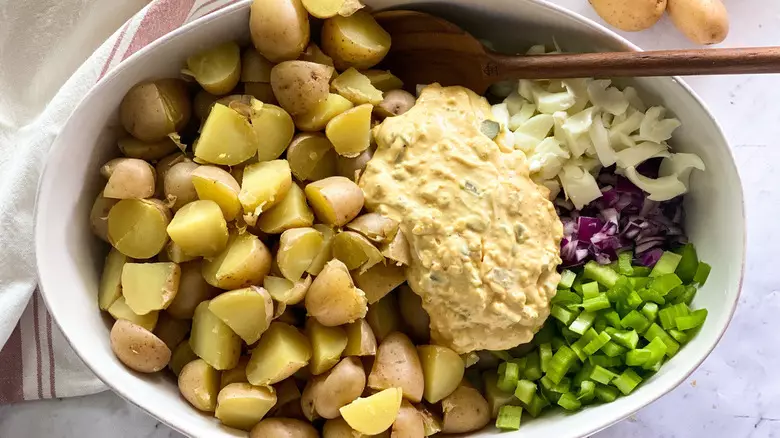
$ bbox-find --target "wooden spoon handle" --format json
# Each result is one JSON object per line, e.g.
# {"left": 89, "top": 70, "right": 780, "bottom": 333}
{"left": 489, "top": 47, "right": 780, "bottom": 80}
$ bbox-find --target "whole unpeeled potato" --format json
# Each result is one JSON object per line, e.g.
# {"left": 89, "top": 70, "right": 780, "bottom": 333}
{"left": 250, "top": 0, "right": 310, "bottom": 62}
{"left": 667, "top": 0, "right": 729, "bottom": 45}
{"left": 589, "top": 0, "right": 666, "bottom": 31}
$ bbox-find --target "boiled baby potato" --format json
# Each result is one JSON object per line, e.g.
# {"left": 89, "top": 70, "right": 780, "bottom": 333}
{"left": 179, "top": 358, "right": 220, "bottom": 411}
{"left": 375, "top": 89, "right": 416, "bottom": 119}
{"left": 244, "top": 82, "right": 278, "bottom": 104}
{"left": 271, "top": 61, "right": 335, "bottom": 116}
{"left": 256, "top": 183, "right": 314, "bottom": 234}
{"left": 299, "top": 43, "right": 335, "bottom": 67}
{"left": 346, "top": 213, "right": 399, "bottom": 243}
{"left": 247, "top": 322, "right": 312, "bottom": 385}
{"left": 304, "top": 176, "right": 364, "bottom": 226}
{"left": 589, "top": 0, "right": 666, "bottom": 31}
{"left": 152, "top": 312, "right": 190, "bottom": 350}
{"left": 667, "top": 0, "right": 729, "bottom": 45}
{"left": 90, "top": 192, "right": 118, "bottom": 242}
{"left": 221, "top": 357, "right": 250, "bottom": 389}
{"left": 273, "top": 378, "right": 303, "bottom": 411}
{"left": 306, "top": 319, "right": 348, "bottom": 375}
{"left": 240, "top": 160, "right": 292, "bottom": 224}
{"left": 417, "top": 345, "right": 464, "bottom": 403}
{"left": 294, "top": 93, "right": 354, "bottom": 132}
{"left": 264, "top": 275, "right": 311, "bottom": 305}
{"left": 252, "top": 103, "right": 295, "bottom": 161}
{"left": 250, "top": 0, "right": 310, "bottom": 62}
{"left": 315, "top": 356, "right": 366, "bottom": 418}
{"left": 287, "top": 133, "right": 338, "bottom": 181}
{"left": 191, "top": 166, "right": 241, "bottom": 221}
{"left": 241, "top": 48, "right": 274, "bottom": 83}
{"left": 121, "top": 262, "right": 180, "bottom": 315}
{"left": 302, "top": 0, "right": 364, "bottom": 19}
{"left": 118, "top": 135, "right": 179, "bottom": 161}
{"left": 120, "top": 78, "right": 191, "bottom": 142}
{"left": 362, "top": 70, "right": 403, "bottom": 92}
{"left": 202, "top": 231, "right": 272, "bottom": 290}
{"left": 155, "top": 152, "right": 191, "bottom": 197}
{"left": 107, "top": 296, "right": 158, "bottom": 331}
{"left": 166, "top": 200, "right": 229, "bottom": 257}
{"left": 300, "top": 374, "right": 327, "bottom": 421}
{"left": 336, "top": 147, "right": 373, "bottom": 181}
{"left": 98, "top": 248, "right": 132, "bottom": 310}
{"left": 344, "top": 318, "right": 377, "bottom": 356}
{"left": 321, "top": 11, "right": 391, "bottom": 70}
{"left": 418, "top": 406, "right": 443, "bottom": 436}
{"left": 250, "top": 418, "right": 319, "bottom": 438}
{"left": 392, "top": 401, "right": 425, "bottom": 438}
{"left": 100, "top": 158, "right": 156, "bottom": 200}
{"left": 332, "top": 68, "right": 383, "bottom": 105}
{"left": 325, "top": 104, "right": 372, "bottom": 157}
{"left": 110, "top": 319, "right": 171, "bottom": 373}
{"left": 187, "top": 41, "right": 241, "bottom": 95}
{"left": 163, "top": 161, "right": 199, "bottom": 210}
{"left": 398, "top": 285, "right": 430, "bottom": 344}
{"left": 368, "top": 332, "right": 424, "bottom": 402}
{"left": 305, "top": 259, "right": 368, "bottom": 326}
{"left": 215, "top": 383, "right": 277, "bottom": 430}
{"left": 380, "top": 231, "right": 411, "bottom": 266}
{"left": 353, "top": 262, "right": 405, "bottom": 304}
{"left": 161, "top": 241, "right": 198, "bottom": 264}
{"left": 195, "top": 103, "right": 258, "bottom": 166}
{"left": 190, "top": 301, "right": 242, "bottom": 370}
{"left": 365, "top": 293, "right": 402, "bottom": 343}
{"left": 440, "top": 385, "right": 491, "bottom": 434}
{"left": 209, "top": 286, "right": 274, "bottom": 344}
{"left": 331, "top": 231, "right": 384, "bottom": 272}
{"left": 305, "top": 224, "right": 335, "bottom": 275}
{"left": 278, "top": 227, "right": 325, "bottom": 281}
{"left": 166, "top": 261, "right": 218, "bottom": 319}
{"left": 169, "top": 339, "right": 198, "bottom": 376}
{"left": 340, "top": 388, "right": 403, "bottom": 435}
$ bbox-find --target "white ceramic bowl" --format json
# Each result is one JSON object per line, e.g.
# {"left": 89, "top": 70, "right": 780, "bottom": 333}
{"left": 35, "top": 0, "right": 745, "bottom": 437}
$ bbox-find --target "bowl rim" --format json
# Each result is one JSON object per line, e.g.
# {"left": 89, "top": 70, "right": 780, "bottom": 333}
{"left": 34, "top": 0, "right": 745, "bottom": 437}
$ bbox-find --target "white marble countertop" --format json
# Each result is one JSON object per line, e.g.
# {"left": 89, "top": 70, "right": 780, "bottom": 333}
{"left": 2, "top": 0, "right": 780, "bottom": 437}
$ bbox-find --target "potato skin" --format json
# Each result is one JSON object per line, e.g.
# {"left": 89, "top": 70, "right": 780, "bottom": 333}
{"left": 315, "top": 357, "right": 367, "bottom": 419}
{"left": 440, "top": 385, "right": 490, "bottom": 434}
{"left": 667, "top": 0, "right": 729, "bottom": 45}
{"left": 271, "top": 61, "right": 334, "bottom": 115}
{"left": 250, "top": 0, "right": 310, "bottom": 62}
{"left": 110, "top": 319, "right": 171, "bottom": 373}
{"left": 368, "top": 332, "right": 424, "bottom": 403}
{"left": 589, "top": 0, "right": 666, "bottom": 32}
{"left": 120, "top": 79, "right": 191, "bottom": 142}
{"left": 305, "top": 259, "right": 368, "bottom": 326}
{"left": 250, "top": 418, "right": 319, "bottom": 438}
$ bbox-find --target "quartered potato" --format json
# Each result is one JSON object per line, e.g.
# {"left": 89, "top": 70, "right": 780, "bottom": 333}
{"left": 332, "top": 68, "right": 383, "bottom": 105}
{"left": 98, "top": 248, "right": 132, "bottom": 310}
{"left": 179, "top": 358, "right": 221, "bottom": 411}
{"left": 332, "top": 231, "right": 384, "bottom": 273}
{"left": 221, "top": 357, "right": 250, "bottom": 389}
{"left": 118, "top": 135, "right": 179, "bottom": 161}
{"left": 90, "top": 192, "right": 119, "bottom": 242}
{"left": 250, "top": 418, "right": 319, "bottom": 438}
{"left": 215, "top": 383, "right": 277, "bottom": 430}
{"left": 321, "top": 11, "right": 391, "bottom": 70}
{"left": 209, "top": 286, "right": 274, "bottom": 344}
{"left": 346, "top": 213, "right": 399, "bottom": 243}
{"left": 287, "top": 133, "right": 338, "bottom": 181}
{"left": 202, "top": 231, "right": 272, "bottom": 290}
{"left": 271, "top": 61, "right": 334, "bottom": 116}
{"left": 325, "top": 104, "right": 373, "bottom": 157}
{"left": 315, "top": 356, "right": 366, "bottom": 419}
{"left": 339, "top": 388, "right": 403, "bottom": 435}
{"left": 252, "top": 103, "right": 295, "bottom": 161}
{"left": 353, "top": 262, "right": 405, "bottom": 304}
{"left": 166, "top": 260, "right": 218, "bottom": 319}
{"left": 107, "top": 296, "right": 158, "bottom": 331}
{"left": 278, "top": 227, "right": 324, "bottom": 281}
{"left": 163, "top": 161, "right": 199, "bottom": 211}
{"left": 344, "top": 318, "right": 377, "bottom": 356}
{"left": 249, "top": 0, "right": 310, "bottom": 62}
{"left": 392, "top": 401, "right": 425, "bottom": 438}
{"left": 190, "top": 301, "right": 242, "bottom": 370}
{"left": 241, "top": 48, "right": 274, "bottom": 83}
{"left": 100, "top": 158, "right": 156, "bottom": 200}
{"left": 195, "top": 103, "right": 258, "bottom": 166}
{"left": 398, "top": 284, "right": 430, "bottom": 344}
{"left": 417, "top": 345, "right": 465, "bottom": 403}
{"left": 161, "top": 240, "right": 198, "bottom": 264}
{"left": 247, "top": 322, "right": 312, "bottom": 386}
{"left": 375, "top": 89, "right": 416, "bottom": 119}
{"left": 368, "top": 332, "right": 424, "bottom": 403}
{"left": 110, "top": 319, "right": 171, "bottom": 373}
{"left": 299, "top": 42, "right": 335, "bottom": 67}
{"left": 302, "top": 0, "right": 364, "bottom": 19}
{"left": 256, "top": 183, "right": 314, "bottom": 234}
{"left": 294, "top": 93, "right": 354, "bottom": 132}
{"left": 239, "top": 160, "right": 293, "bottom": 223}
{"left": 305, "top": 224, "right": 335, "bottom": 275}
{"left": 300, "top": 374, "right": 327, "bottom": 421}
{"left": 167, "top": 200, "right": 229, "bottom": 257}
{"left": 336, "top": 147, "right": 373, "bottom": 180}
{"left": 191, "top": 166, "right": 241, "bottom": 221}
{"left": 381, "top": 230, "right": 411, "bottom": 266}
{"left": 169, "top": 339, "right": 198, "bottom": 376}
{"left": 440, "top": 385, "right": 491, "bottom": 434}
{"left": 305, "top": 176, "right": 364, "bottom": 226}
{"left": 152, "top": 312, "right": 190, "bottom": 350}
{"left": 306, "top": 319, "right": 348, "bottom": 375}
{"left": 264, "top": 275, "right": 311, "bottom": 305}
{"left": 155, "top": 153, "right": 192, "bottom": 197}
{"left": 362, "top": 69, "right": 403, "bottom": 92}
{"left": 366, "top": 293, "right": 402, "bottom": 342}
{"left": 121, "top": 262, "right": 180, "bottom": 315}
{"left": 187, "top": 41, "right": 242, "bottom": 95}
{"left": 305, "top": 259, "right": 368, "bottom": 327}
{"left": 120, "top": 78, "right": 191, "bottom": 142}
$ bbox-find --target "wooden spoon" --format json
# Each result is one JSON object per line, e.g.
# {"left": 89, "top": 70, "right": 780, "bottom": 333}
{"left": 375, "top": 10, "right": 780, "bottom": 94}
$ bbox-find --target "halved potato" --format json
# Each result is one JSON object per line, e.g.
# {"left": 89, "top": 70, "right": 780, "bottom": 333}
{"left": 346, "top": 213, "right": 398, "bottom": 243}
{"left": 107, "top": 296, "right": 158, "bottom": 331}
{"left": 305, "top": 259, "right": 368, "bottom": 326}
{"left": 249, "top": 0, "right": 310, "bottom": 62}
{"left": 339, "top": 388, "right": 403, "bottom": 435}
{"left": 169, "top": 339, "right": 198, "bottom": 376}
{"left": 190, "top": 301, "right": 242, "bottom": 370}
{"left": 287, "top": 133, "right": 338, "bottom": 182}
{"left": 331, "top": 68, "right": 383, "bottom": 105}
{"left": 90, "top": 192, "right": 119, "bottom": 242}
{"left": 187, "top": 41, "right": 241, "bottom": 95}
{"left": 209, "top": 287, "right": 274, "bottom": 344}
{"left": 302, "top": 0, "right": 364, "bottom": 18}
{"left": 100, "top": 158, "right": 156, "bottom": 200}
{"left": 163, "top": 161, "right": 200, "bottom": 211}
{"left": 362, "top": 69, "right": 403, "bottom": 92}
{"left": 240, "top": 160, "right": 292, "bottom": 224}
{"left": 221, "top": 357, "right": 250, "bottom": 389}
{"left": 304, "top": 176, "right": 364, "bottom": 227}
{"left": 179, "top": 358, "right": 221, "bottom": 411}
{"left": 161, "top": 240, "right": 198, "bottom": 264}
{"left": 315, "top": 356, "right": 366, "bottom": 419}
{"left": 121, "top": 262, "right": 180, "bottom": 315}
{"left": 256, "top": 183, "right": 314, "bottom": 234}
{"left": 299, "top": 42, "right": 335, "bottom": 66}
{"left": 241, "top": 48, "right": 274, "bottom": 83}
{"left": 166, "top": 260, "right": 218, "bottom": 319}
{"left": 440, "top": 385, "right": 490, "bottom": 434}
{"left": 365, "top": 293, "right": 402, "bottom": 342}
{"left": 152, "top": 312, "right": 191, "bottom": 350}
{"left": 250, "top": 418, "right": 319, "bottom": 438}
{"left": 110, "top": 319, "right": 170, "bottom": 373}
{"left": 195, "top": 103, "right": 258, "bottom": 166}
{"left": 98, "top": 248, "right": 132, "bottom": 310}
{"left": 332, "top": 231, "right": 384, "bottom": 273}
{"left": 392, "top": 401, "right": 425, "bottom": 438}
{"left": 108, "top": 199, "right": 171, "bottom": 259}
{"left": 251, "top": 103, "right": 295, "bottom": 162}
{"left": 155, "top": 153, "right": 192, "bottom": 197}
{"left": 202, "top": 231, "right": 272, "bottom": 290}
{"left": 247, "top": 322, "right": 312, "bottom": 385}
{"left": 306, "top": 318, "right": 348, "bottom": 375}
{"left": 344, "top": 319, "right": 377, "bottom": 356}
{"left": 381, "top": 230, "right": 411, "bottom": 266}
{"left": 368, "top": 332, "right": 424, "bottom": 402}
{"left": 336, "top": 147, "right": 373, "bottom": 181}
{"left": 294, "top": 93, "right": 354, "bottom": 132}
{"left": 353, "top": 262, "right": 405, "bottom": 304}
{"left": 301, "top": 374, "right": 327, "bottom": 421}
{"left": 215, "top": 383, "right": 277, "bottom": 430}
{"left": 321, "top": 11, "right": 391, "bottom": 70}
{"left": 191, "top": 166, "right": 241, "bottom": 221}
{"left": 118, "top": 135, "right": 179, "bottom": 161}
{"left": 375, "top": 89, "right": 416, "bottom": 119}
{"left": 417, "top": 345, "right": 465, "bottom": 403}
{"left": 277, "top": 227, "right": 325, "bottom": 281}
{"left": 120, "top": 79, "right": 191, "bottom": 142}
{"left": 264, "top": 275, "right": 312, "bottom": 305}
{"left": 167, "top": 200, "right": 229, "bottom": 257}
{"left": 325, "top": 104, "right": 372, "bottom": 157}
{"left": 306, "top": 224, "right": 336, "bottom": 275}
{"left": 271, "top": 61, "right": 334, "bottom": 115}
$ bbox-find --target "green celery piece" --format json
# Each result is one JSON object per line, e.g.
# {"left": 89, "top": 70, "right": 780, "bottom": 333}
{"left": 533, "top": 323, "right": 556, "bottom": 345}
{"left": 573, "top": 362, "right": 595, "bottom": 387}
{"left": 694, "top": 262, "right": 711, "bottom": 285}
{"left": 673, "top": 285, "right": 698, "bottom": 305}
{"left": 552, "top": 336, "right": 567, "bottom": 351}
{"left": 665, "top": 285, "right": 687, "bottom": 303}
{"left": 642, "top": 338, "right": 667, "bottom": 370}
{"left": 595, "top": 384, "right": 619, "bottom": 402}
{"left": 645, "top": 357, "right": 663, "bottom": 373}
{"left": 524, "top": 393, "right": 549, "bottom": 418}
{"left": 490, "top": 351, "right": 513, "bottom": 361}
{"left": 675, "top": 244, "right": 699, "bottom": 283}
{"left": 669, "top": 329, "right": 689, "bottom": 343}
{"left": 582, "top": 293, "right": 612, "bottom": 312}
{"left": 651, "top": 273, "right": 683, "bottom": 295}
{"left": 584, "top": 261, "right": 620, "bottom": 288}
{"left": 594, "top": 316, "right": 608, "bottom": 333}
{"left": 630, "top": 277, "right": 651, "bottom": 289}
{"left": 551, "top": 305, "right": 579, "bottom": 326}
{"left": 557, "top": 392, "right": 582, "bottom": 411}
{"left": 552, "top": 290, "right": 583, "bottom": 307}
{"left": 540, "top": 376, "right": 570, "bottom": 394}
{"left": 605, "top": 328, "right": 639, "bottom": 349}
{"left": 589, "top": 354, "right": 623, "bottom": 368}
{"left": 541, "top": 386, "right": 561, "bottom": 404}
{"left": 631, "top": 266, "right": 652, "bottom": 277}
{"left": 510, "top": 356, "right": 528, "bottom": 372}
{"left": 607, "top": 276, "right": 632, "bottom": 303}
{"left": 514, "top": 379, "right": 537, "bottom": 405}
{"left": 582, "top": 281, "right": 601, "bottom": 299}
{"left": 546, "top": 346, "right": 578, "bottom": 384}
{"left": 571, "top": 329, "right": 599, "bottom": 361}
{"left": 621, "top": 310, "right": 651, "bottom": 333}
{"left": 589, "top": 365, "right": 618, "bottom": 385}
{"left": 638, "top": 288, "right": 666, "bottom": 306}
{"left": 602, "top": 309, "right": 623, "bottom": 329}
{"left": 559, "top": 269, "right": 577, "bottom": 289}
{"left": 625, "top": 290, "right": 645, "bottom": 309}
{"left": 618, "top": 252, "right": 634, "bottom": 276}
{"left": 570, "top": 311, "right": 598, "bottom": 335}
{"left": 578, "top": 380, "right": 596, "bottom": 402}
{"left": 539, "top": 343, "right": 553, "bottom": 374}
{"left": 582, "top": 331, "right": 612, "bottom": 356}
{"left": 559, "top": 326, "right": 581, "bottom": 345}
{"left": 523, "top": 351, "right": 543, "bottom": 381}
{"left": 641, "top": 302, "right": 659, "bottom": 322}
{"left": 601, "top": 341, "right": 626, "bottom": 358}
{"left": 625, "top": 348, "right": 652, "bottom": 366}
{"left": 497, "top": 361, "right": 520, "bottom": 392}
{"left": 644, "top": 323, "right": 680, "bottom": 357}
{"left": 650, "top": 251, "right": 683, "bottom": 277}
{"left": 658, "top": 303, "right": 690, "bottom": 330}
{"left": 496, "top": 405, "right": 523, "bottom": 430}
{"left": 572, "top": 277, "right": 584, "bottom": 296}
{"left": 613, "top": 369, "right": 643, "bottom": 395}
{"left": 676, "top": 308, "right": 708, "bottom": 331}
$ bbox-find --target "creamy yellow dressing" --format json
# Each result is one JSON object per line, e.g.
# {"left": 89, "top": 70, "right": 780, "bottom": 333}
{"left": 359, "top": 84, "right": 563, "bottom": 353}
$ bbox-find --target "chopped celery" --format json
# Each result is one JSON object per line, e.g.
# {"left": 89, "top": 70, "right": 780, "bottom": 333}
{"left": 572, "top": 277, "right": 584, "bottom": 296}
{"left": 573, "top": 362, "right": 594, "bottom": 387}
{"left": 595, "top": 384, "right": 619, "bottom": 402}
{"left": 497, "top": 361, "right": 520, "bottom": 392}
{"left": 625, "top": 290, "right": 644, "bottom": 309}
{"left": 658, "top": 303, "right": 690, "bottom": 330}
{"left": 584, "top": 261, "right": 620, "bottom": 288}
{"left": 552, "top": 336, "right": 567, "bottom": 351}
{"left": 606, "top": 276, "right": 631, "bottom": 303}
{"left": 524, "top": 393, "right": 549, "bottom": 418}
{"left": 514, "top": 379, "right": 537, "bottom": 405}
{"left": 559, "top": 269, "right": 577, "bottom": 289}
{"left": 558, "top": 392, "right": 582, "bottom": 411}
{"left": 644, "top": 323, "right": 680, "bottom": 356}
{"left": 589, "top": 354, "right": 623, "bottom": 368}
{"left": 491, "top": 351, "right": 513, "bottom": 361}
{"left": 642, "top": 338, "right": 667, "bottom": 370}
{"left": 665, "top": 285, "right": 687, "bottom": 303}
{"left": 650, "top": 273, "right": 683, "bottom": 295}
{"left": 621, "top": 310, "right": 651, "bottom": 333}
{"left": 602, "top": 309, "right": 623, "bottom": 329}
{"left": 618, "top": 252, "right": 634, "bottom": 276}
{"left": 533, "top": 323, "right": 556, "bottom": 345}
{"left": 552, "top": 290, "right": 583, "bottom": 307}
{"left": 676, "top": 308, "right": 708, "bottom": 331}
{"left": 510, "top": 356, "right": 528, "bottom": 372}
{"left": 605, "top": 328, "right": 639, "bottom": 350}
{"left": 641, "top": 302, "right": 659, "bottom": 322}
{"left": 496, "top": 405, "right": 523, "bottom": 430}
{"left": 650, "top": 251, "right": 682, "bottom": 277}
{"left": 638, "top": 288, "right": 665, "bottom": 305}
{"left": 673, "top": 285, "right": 698, "bottom": 305}
{"left": 589, "top": 365, "right": 618, "bottom": 385}
{"left": 540, "top": 375, "right": 570, "bottom": 394}
{"left": 583, "top": 331, "right": 612, "bottom": 356}
{"left": 559, "top": 326, "right": 581, "bottom": 345}
{"left": 546, "top": 346, "right": 578, "bottom": 384}
{"left": 523, "top": 351, "right": 543, "bottom": 381}
{"left": 693, "top": 262, "right": 711, "bottom": 285}
{"left": 601, "top": 341, "right": 626, "bottom": 358}
{"left": 551, "top": 305, "right": 579, "bottom": 326}
{"left": 669, "top": 329, "right": 689, "bottom": 343}
{"left": 594, "top": 316, "right": 608, "bottom": 333}
{"left": 570, "top": 311, "right": 598, "bottom": 335}
{"left": 539, "top": 343, "right": 553, "bottom": 374}
{"left": 582, "top": 281, "right": 601, "bottom": 299}
{"left": 675, "top": 244, "right": 698, "bottom": 283}
{"left": 613, "top": 369, "right": 642, "bottom": 395}
{"left": 631, "top": 266, "right": 652, "bottom": 277}
{"left": 630, "top": 277, "right": 651, "bottom": 289}
{"left": 578, "top": 380, "right": 596, "bottom": 402}
{"left": 571, "top": 329, "right": 599, "bottom": 361}
{"left": 625, "top": 348, "right": 651, "bottom": 366}
{"left": 582, "top": 293, "right": 611, "bottom": 312}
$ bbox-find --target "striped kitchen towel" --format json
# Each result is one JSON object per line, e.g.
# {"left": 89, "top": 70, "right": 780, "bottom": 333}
{"left": 0, "top": 0, "right": 247, "bottom": 404}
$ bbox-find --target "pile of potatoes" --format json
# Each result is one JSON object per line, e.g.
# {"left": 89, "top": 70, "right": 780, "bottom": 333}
{"left": 589, "top": 0, "right": 729, "bottom": 45}
{"left": 91, "top": 0, "right": 497, "bottom": 436}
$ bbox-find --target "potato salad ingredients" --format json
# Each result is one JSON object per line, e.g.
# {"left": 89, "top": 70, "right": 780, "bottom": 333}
{"left": 119, "top": 79, "right": 191, "bottom": 142}
{"left": 110, "top": 319, "right": 171, "bottom": 373}
{"left": 588, "top": 0, "right": 666, "bottom": 31}
{"left": 667, "top": 0, "right": 729, "bottom": 45}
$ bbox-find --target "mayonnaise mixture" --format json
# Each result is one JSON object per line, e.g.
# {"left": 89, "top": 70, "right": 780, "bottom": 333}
{"left": 360, "top": 84, "right": 563, "bottom": 353}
